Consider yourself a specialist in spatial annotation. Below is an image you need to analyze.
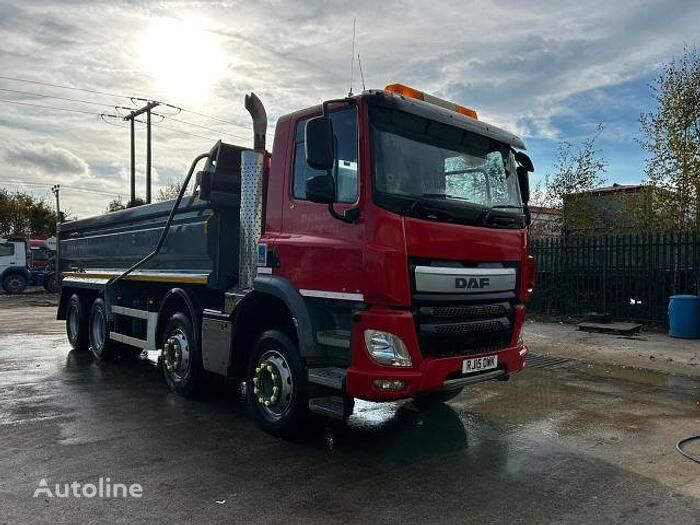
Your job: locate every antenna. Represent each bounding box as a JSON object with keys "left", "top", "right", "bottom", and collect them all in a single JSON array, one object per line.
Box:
[
  {"left": 358, "top": 53, "right": 367, "bottom": 91},
  {"left": 348, "top": 18, "right": 356, "bottom": 97}
]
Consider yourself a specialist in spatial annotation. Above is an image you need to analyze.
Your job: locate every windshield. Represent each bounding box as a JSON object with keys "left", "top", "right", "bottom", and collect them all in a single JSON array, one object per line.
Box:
[{"left": 370, "top": 105, "right": 524, "bottom": 228}]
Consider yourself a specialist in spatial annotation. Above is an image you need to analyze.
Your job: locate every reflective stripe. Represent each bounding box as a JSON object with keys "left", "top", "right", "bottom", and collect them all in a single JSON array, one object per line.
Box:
[
  {"left": 299, "top": 289, "right": 364, "bottom": 301},
  {"left": 61, "top": 270, "right": 208, "bottom": 285}
]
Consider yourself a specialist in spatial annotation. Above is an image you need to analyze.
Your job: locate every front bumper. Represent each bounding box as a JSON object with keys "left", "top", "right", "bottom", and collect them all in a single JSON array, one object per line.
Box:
[{"left": 345, "top": 306, "right": 528, "bottom": 401}]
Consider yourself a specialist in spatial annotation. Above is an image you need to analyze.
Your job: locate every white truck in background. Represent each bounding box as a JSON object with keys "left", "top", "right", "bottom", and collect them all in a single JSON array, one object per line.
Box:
[{"left": 0, "top": 239, "right": 30, "bottom": 294}]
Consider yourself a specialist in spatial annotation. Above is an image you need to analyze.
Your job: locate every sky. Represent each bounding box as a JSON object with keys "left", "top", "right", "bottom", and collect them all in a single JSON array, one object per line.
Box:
[{"left": 0, "top": 0, "right": 698, "bottom": 218}]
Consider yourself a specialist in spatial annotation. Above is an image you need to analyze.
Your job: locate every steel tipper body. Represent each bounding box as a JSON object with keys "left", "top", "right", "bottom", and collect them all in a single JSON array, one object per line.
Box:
[{"left": 57, "top": 86, "right": 536, "bottom": 436}]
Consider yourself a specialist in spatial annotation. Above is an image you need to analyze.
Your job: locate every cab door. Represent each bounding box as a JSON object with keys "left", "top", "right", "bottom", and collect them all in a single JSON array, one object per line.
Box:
[{"left": 276, "top": 106, "right": 365, "bottom": 302}]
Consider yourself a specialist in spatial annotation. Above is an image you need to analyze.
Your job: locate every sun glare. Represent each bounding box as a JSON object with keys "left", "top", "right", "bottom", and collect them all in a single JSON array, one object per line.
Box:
[{"left": 139, "top": 17, "right": 225, "bottom": 104}]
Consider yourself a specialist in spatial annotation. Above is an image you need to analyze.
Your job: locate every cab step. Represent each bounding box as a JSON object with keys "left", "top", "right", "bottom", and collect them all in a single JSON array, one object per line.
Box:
[
  {"left": 307, "top": 367, "right": 346, "bottom": 390},
  {"left": 308, "top": 396, "right": 353, "bottom": 420}
]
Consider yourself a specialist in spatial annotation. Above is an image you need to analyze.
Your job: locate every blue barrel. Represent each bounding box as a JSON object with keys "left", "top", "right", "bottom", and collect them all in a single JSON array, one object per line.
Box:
[{"left": 668, "top": 295, "right": 700, "bottom": 338}]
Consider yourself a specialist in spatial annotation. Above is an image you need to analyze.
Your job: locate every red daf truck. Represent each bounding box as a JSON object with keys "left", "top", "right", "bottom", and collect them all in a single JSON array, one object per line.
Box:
[{"left": 57, "top": 84, "right": 535, "bottom": 436}]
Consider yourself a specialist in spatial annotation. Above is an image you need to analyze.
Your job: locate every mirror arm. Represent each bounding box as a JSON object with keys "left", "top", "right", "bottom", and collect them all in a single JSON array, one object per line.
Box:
[{"left": 328, "top": 204, "right": 360, "bottom": 223}]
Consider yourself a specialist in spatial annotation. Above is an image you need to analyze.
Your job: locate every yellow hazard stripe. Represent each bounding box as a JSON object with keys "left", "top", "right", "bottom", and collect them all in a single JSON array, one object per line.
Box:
[{"left": 62, "top": 271, "right": 208, "bottom": 285}]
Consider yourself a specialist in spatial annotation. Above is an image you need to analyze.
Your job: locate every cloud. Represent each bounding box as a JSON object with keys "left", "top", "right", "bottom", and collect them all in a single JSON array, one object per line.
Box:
[
  {"left": 4, "top": 143, "right": 89, "bottom": 176},
  {"left": 0, "top": 0, "right": 699, "bottom": 215}
]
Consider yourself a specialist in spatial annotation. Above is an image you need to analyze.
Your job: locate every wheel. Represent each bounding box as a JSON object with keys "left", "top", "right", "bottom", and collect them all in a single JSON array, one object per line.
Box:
[
  {"left": 43, "top": 272, "right": 59, "bottom": 293},
  {"left": 413, "top": 387, "right": 464, "bottom": 409},
  {"left": 2, "top": 273, "right": 27, "bottom": 294},
  {"left": 247, "top": 330, "right": 308, "bottom": 437},
  {"left": 66, "top": 293, "right": 89, "bottom": 351},
  {"left": 161, "top": 312, "right": 202, "bottom": 396},
  {"left": 89, "top": 297, "right": 114, "bottom": 361}
]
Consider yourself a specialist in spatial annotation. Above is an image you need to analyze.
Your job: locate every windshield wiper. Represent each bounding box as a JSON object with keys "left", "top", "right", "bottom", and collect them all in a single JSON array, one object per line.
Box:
[
  {"left": 481, "top": 204, "right": 523, "bottom": 226},
  {"left": 403, "top": 199, "right": 456, "bottom": 221},
  {"left": 419, "top": 193, "right": 470, "bottom": 201}
]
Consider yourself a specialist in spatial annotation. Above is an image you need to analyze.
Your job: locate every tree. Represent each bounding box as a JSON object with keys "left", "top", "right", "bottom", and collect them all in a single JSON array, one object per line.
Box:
[
  {"left": 537, "top": 124, "right": 608, "bottom": 233},
  {"left": 103, "top": 197, "right": 146, "bottom": 213},
  {"left": 157, "top": 180, "right": 183, "bottom": 202},
  {"left": 639, "top": 46, "right": 700, "bottom": 232},
  {"left": 0, "top": 188, "right": 57, "bottom": 237}
]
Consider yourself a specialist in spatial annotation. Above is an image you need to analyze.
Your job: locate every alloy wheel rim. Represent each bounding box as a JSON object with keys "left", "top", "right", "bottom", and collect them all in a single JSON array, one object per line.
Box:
[
  {"left": 252, "top": 349, "right": 293, "bottom": 421},
  {"left": 163, "top": 329, "right": 191, "bottom": 382}
]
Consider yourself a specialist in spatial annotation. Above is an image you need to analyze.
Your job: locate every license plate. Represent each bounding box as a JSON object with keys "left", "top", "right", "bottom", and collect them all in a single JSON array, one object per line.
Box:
[{"left": 462, "top": 355, "right": 498, "bottom": 374}]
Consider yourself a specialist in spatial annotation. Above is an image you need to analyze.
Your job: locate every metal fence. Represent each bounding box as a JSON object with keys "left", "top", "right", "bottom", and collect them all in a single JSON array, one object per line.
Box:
[{"left": 529, "top": 232, "right": 700, "bottom": 324}]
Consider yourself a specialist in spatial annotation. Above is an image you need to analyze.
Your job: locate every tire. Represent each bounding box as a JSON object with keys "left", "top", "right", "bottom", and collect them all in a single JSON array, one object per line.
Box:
[
  {"left": 413, "top": 387, "right": 464, "bottom": 409},
  {"left": 161, "top": 311, "right": 202, "bottom": 396},
  {"left": 2, "top": 273, "right": 27, "bottom": 294},
  {"left": 66, "top": 293, "right": 89, "bottom": 351},
  {"left": 247, "top": 330, "right": 308, "bottom": 437},
  {"left": 89, "top": 298, "right": 114, "bottom": 361},
  {"left": 43, "top": 272, "right": 59, "bottom": 294}
]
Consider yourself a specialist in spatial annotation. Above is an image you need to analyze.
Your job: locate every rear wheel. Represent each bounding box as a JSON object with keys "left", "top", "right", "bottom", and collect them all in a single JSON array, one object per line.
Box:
[
  {"left": 89, "top": 298, "right": 114, "bottom": 361},
  {"left": 66, "top": 293, "right": 88, "bottom": 351},
  {"left": 43, "top": 272, "right": 59, "bottom": 293},
  {"left": 413, "top": 387, "right": 464, "bottom": 409},
  {"left": 247, "top": 330, "right": 308, "bottom": 437},
  {"left": 2, "top": 273, "right": 27, "bottom": 294},
  {"left": 161, "top": 312, "right": 201, "bottom": 396}
]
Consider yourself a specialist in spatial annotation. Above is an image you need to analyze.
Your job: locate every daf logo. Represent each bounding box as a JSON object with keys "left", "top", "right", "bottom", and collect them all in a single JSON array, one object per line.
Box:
[{"left": 455, "top": 277, "right": 490, "bottom": 289}]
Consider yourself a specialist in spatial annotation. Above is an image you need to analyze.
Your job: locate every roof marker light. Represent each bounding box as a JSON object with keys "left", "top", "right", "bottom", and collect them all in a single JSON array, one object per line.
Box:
[{"left": 384, "top": 83, "right": 478, "bottom": 120}]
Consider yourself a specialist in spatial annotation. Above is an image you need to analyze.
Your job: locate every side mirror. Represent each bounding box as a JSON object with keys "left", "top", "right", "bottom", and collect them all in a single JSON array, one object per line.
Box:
[
  {"left": 305, "top": 117, "right": 335, "bottom": 171},
  {"left": 305, "top": 175, "right": 336, "bottom": 204},
  {"left": 514, "top": 151, "right": 534, "bottom": 172},
  {"left": 517, "top": 166, "right": 530, "bottom": 205}
]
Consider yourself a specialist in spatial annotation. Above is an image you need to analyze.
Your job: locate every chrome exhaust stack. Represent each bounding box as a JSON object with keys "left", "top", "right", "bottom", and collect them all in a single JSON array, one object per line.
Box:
[
  {"left": 238, "top": 92, "right": 266, "bottom": 291},
  {"left": 245, "top": 92, "right": 267, "bottom": 153}
]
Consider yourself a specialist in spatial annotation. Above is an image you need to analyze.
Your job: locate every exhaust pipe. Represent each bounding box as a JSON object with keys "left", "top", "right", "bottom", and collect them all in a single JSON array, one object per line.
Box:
[
  {"left": 238, "top": 93, "right": 266, "bottom": 291},
  {"left": 245, "top": 92, "right": 267, "bottom": 153}
]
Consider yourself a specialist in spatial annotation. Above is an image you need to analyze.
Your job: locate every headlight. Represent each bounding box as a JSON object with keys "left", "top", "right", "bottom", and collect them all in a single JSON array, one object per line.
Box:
[{"left": 363, "top": 330, "right": 412, "bottom": 367}]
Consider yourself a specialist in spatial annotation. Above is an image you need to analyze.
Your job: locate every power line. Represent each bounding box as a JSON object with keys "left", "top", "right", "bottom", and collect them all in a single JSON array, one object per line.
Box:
[
  {"left": 0, "top": 98, "right": 98, "bottom": 115},
  {"left": 0, "top": 75, "right": 263, "bottom": 139},
  {"left": 154, "top": 113, "right": 250, "bottom": 141},
  {"left": 138, "top": 119, "right": 218, "bottom": 142},
  {"left": 0, "top": 75, "right": 130, "bottom": 100},
  {"left": 0, "top": 87, "right": 117, "bottom": 108},
  {"left": 0, "top": 179, "right": 123, "bottom": 197}
]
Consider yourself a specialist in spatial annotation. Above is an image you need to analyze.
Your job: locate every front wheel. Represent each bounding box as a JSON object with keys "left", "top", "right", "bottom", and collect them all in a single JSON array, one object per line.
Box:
[
  {"left": 413, "top": 387, "right": 464, "bottom": 409},
  {"left": 247, "top": 330, "right": 308, "bottom": 437},
  {"left": 161, "top": 312, "right": 202, "bottom": 396},
  {"left": 2, "top": 273, "right": 27, "bottom": 294}
]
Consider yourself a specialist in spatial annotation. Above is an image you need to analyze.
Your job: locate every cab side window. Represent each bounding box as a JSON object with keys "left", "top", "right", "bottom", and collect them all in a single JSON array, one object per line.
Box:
[
  {"left": 293, "top": 108, "right": 358, "bottom": 203},
  {"left": 0, "top": 243, "right": 15, "bottom": 257}
]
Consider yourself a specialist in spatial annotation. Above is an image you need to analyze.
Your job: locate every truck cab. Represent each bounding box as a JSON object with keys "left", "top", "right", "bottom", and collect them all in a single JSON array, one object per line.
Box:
[
  {"left": 263, "top": 85, "right": 534, "bottom": 403},
  {"left": 0, "top": 239, "right": 30, "bottom": 294}
]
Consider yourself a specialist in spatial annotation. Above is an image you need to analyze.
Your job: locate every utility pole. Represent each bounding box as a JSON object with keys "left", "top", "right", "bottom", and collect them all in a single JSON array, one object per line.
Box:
[
  {"left": 51, "top": 184, "right": 61, "bottom": 222},
  {"left": 146, "top": 107, "right": 152, "bottom": 204},
  {"left": 51, "top": 184, "right": 61, "bottom": 281},
  {"left": 122, "top": 101, "right": 159, "bottom": 204},
  {"left": 130, "top": 117, "right": 135, "bottom": 203}
]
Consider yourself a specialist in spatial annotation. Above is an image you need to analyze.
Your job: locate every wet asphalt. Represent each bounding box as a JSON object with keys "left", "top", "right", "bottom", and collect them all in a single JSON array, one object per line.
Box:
[{"left": 1, "top": 295, "right": 700, "bottom": 524}]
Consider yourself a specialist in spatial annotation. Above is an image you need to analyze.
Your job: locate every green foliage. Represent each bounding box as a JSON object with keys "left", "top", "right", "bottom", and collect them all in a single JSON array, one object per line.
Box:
[
  {"left": 157, "top": 180, "right": 183, "bottom": 202},
  {"left": 0, "top": 188, "right": 57, "bottom": 237},
  {"left": 536, "top": 124, "right": 608, "bottom": 233},
  {"left": 104, "top": 196, "right": 146, "bottom": 213},
  {"left": 639, "top": 46, "right": 700, "bottom": 232}
]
